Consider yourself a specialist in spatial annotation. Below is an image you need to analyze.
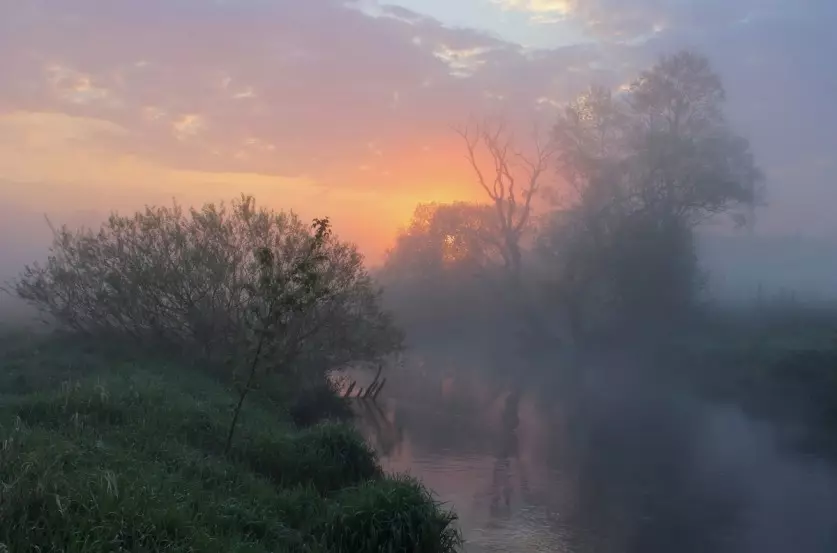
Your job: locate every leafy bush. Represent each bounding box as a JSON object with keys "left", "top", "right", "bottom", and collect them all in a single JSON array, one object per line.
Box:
[
  {"left": 287, "top": 378, "right": 354, "bottom": 427},
  {"left": 10, "top": 195, "right": 404, "bottom": 450},
  {"left": 11, "top": 195, "right": 402, "bottom": 381}
]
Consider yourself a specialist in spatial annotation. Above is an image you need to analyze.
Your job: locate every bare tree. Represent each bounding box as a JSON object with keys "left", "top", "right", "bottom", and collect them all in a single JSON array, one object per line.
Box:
[{"left": 454, "top": 119, "right": 554, "bottom": 283}]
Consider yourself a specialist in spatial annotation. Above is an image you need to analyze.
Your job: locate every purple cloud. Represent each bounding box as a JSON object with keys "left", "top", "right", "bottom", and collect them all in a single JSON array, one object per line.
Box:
[{"left": 0, "top": 0, "right": 835, "bottom": 238}]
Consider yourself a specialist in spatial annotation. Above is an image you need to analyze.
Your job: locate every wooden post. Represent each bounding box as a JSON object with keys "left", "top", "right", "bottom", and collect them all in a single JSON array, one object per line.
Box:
[
  {"left": 363, "top": 364, "right": 384, "bottom": 399},
  {"left": 372, "top": 377, "right": 387, "bottom": 401}
]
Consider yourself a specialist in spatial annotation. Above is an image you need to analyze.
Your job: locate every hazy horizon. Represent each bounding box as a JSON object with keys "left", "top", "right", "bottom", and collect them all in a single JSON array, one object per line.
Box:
[{"left": 2, "top": 0, "right": 836, "bottom": 268}]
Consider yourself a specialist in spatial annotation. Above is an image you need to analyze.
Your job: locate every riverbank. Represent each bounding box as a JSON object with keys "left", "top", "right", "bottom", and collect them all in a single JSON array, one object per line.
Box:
[{"left": 0, "top": 331, "right": 462, "bottom": 553}]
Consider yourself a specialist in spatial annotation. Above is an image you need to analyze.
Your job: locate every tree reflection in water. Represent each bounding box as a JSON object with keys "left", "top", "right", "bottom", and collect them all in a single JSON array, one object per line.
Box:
[{"left": 353, "top": 356, "right": 837, "bottom": 553}]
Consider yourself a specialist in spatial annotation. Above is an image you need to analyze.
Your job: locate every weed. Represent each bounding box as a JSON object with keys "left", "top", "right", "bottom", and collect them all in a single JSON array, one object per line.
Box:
[{"left": 322, "top": 475, "right": 463, "bottom": 553}]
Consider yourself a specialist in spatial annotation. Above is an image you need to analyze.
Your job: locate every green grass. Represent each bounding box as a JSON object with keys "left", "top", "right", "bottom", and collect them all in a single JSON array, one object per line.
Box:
[{"left": 0, "top": 334, "right": 462, "bottom": 553}]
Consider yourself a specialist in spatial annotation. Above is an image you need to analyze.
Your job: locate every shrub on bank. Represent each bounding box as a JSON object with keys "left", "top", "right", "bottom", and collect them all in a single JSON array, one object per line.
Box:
[
  {"left": 322, "top": 476, "right": 463, "bottom": 553},
  {"left": 234, "top": 422, "right": 381, "bottom": 494},
  {"left": 8, "top": 194, "right": 404, "bottom": 455},
  {"left": 287, "top": 379, "right": 355, "bottom": 427},
  {"left": 292, "top": 422, "right": 382, "bottom": 493},
  {"left": 9, "top": 195, "right": 403, "bottom": 392}
]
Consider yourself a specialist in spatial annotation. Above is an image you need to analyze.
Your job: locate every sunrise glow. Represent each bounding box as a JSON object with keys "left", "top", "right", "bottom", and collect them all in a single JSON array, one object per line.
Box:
[{"left": 1, "top": 0, "right": 834, "bottom": 266}]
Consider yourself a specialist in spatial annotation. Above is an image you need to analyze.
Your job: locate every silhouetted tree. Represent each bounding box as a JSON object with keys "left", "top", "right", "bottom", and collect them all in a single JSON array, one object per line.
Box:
[
  {"left": 379, "top": 202, "right": 515, "bottom": 344},
  {"left": 225, "top": 217, "right": 333, "bottom": 452},
  {"left": 13, "top": 195, "right": 403, "bottom": 384},
  {"left": 542, "top": 50, "right": 764, "bottom": 342},
  {"left": 455, "top": 120, "right": 554, "bottom": 283},
  {"left": 381, "top": 202, "right": 504, "bottom": 280}
]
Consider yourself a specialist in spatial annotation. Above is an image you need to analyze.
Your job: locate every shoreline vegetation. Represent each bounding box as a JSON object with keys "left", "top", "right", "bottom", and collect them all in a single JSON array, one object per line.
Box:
[
  {"left": 0, "top": 195, "right": 463, "bottom": 552},
  {"left": 0, "top": 331, "right": 463, "bottom": 553}
]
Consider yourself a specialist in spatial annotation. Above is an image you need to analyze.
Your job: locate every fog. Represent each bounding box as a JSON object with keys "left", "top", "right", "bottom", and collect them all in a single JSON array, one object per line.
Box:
[
  {"left": 699, "top": 233, "right": 837, "bottom": 302},
  {"left": 2, "top": 1, "right": 837, "bottom": 552}
]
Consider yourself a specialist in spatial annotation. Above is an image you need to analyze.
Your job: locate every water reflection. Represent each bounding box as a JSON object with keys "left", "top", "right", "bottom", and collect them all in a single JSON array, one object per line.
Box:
[
  {"left": 352, "top": 355, "right": 837, "bottom": 553},
  {"left": 489, "top": 389, "right": 519, "bottom": 521},
  {"left": 353, "top": 364, "right": 574, "bottom": 552}
]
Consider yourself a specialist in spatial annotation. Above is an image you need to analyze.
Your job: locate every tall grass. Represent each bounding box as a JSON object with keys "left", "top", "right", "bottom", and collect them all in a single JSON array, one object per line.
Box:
[
  {"left": 323, "top": 476, "right": 462, "bottom": 553},
  {"left": 0, "top": 335, "right": 462, "bottom": 553}
]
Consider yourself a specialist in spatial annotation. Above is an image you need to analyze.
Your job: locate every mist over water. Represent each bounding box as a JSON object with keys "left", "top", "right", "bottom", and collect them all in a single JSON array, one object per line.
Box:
[{"left": 355, "top": 349, "right": 837, "bottom": 553}]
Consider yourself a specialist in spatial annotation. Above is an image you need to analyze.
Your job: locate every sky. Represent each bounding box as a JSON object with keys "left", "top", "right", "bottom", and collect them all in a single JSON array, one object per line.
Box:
[{"left": 1, "top": 0, "right": 836, "bottom": 265}]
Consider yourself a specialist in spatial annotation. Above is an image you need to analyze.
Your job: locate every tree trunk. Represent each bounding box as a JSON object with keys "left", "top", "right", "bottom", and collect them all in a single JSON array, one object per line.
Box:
[{"left": 224, "top": 333, "right": 264, "bottom": 455}]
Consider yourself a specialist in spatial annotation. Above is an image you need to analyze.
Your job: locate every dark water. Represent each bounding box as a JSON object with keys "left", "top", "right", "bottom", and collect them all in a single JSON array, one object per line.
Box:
[{"left": 353, "top": 353, "right": 837, "bottom": 553}]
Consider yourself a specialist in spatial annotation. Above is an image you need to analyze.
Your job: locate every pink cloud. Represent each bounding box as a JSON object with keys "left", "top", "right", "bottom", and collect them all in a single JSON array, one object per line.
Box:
[
  {"left": 0, "top": 0, "right": 617, "bottom": 191},
  {"left": 0, "top": 0, "right": 835, "bottom": 243}
]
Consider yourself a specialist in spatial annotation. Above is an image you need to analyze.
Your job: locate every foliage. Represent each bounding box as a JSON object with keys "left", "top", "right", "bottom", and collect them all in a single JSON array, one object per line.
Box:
[
  {"left": 322, "top": 475, "right": 463, "bottom": 553},
  {"left": 383, "top": 202, "right": 503, "bottom": 279},
  {"left": 240, "top": 421, "right": 382, "bottom": 494},
  {"left": 552, "top": 52, "right": 762, "bottom": 223},
  {"left": 0, "top": 339, "right": 460, "bottom": 553},
  {"left": 538, "top": 209, "right": 704, "bottom": 341},
  {"left": 11, "top": 195, "right": 403, "bottom": 381},
  {"left": 286, "top": 378, "right": 354, "bottom": 428},
  {"left": 540, "top": 50, "right": 763, "bottom": 341},
  {"left": 224, "top": 217, "right": 335, "bottom": 452},
  {"left": 379, "top": 202, "right": 512, "bottom": 341}
]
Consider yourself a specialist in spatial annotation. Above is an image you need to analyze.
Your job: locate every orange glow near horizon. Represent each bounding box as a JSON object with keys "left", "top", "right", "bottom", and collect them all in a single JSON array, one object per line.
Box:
[{"left": 0, "top": 111, "right": 487, "bottom": 266}]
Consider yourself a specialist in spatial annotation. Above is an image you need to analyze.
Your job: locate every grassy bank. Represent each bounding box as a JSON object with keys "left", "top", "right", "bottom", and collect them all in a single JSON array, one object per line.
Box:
[{"left": 0, "top": 332, "right": 462, "bottom": 553}]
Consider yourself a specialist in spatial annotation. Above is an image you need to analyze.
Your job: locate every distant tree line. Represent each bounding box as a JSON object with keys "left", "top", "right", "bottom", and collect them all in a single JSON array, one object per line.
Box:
[{"left": 380, "top": 50, "right": 764, "bottom": 349}]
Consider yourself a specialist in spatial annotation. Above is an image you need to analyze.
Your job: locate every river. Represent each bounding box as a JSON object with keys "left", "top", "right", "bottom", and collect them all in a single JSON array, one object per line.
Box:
[{"left": 352, "top": 351, "right": 837, "bottom": 553}]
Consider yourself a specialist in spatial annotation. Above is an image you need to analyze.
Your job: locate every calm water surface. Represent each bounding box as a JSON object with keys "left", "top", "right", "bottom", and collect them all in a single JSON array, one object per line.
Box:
[{"left": 353, "top": 354, "right": 837, "bottom": 553}]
